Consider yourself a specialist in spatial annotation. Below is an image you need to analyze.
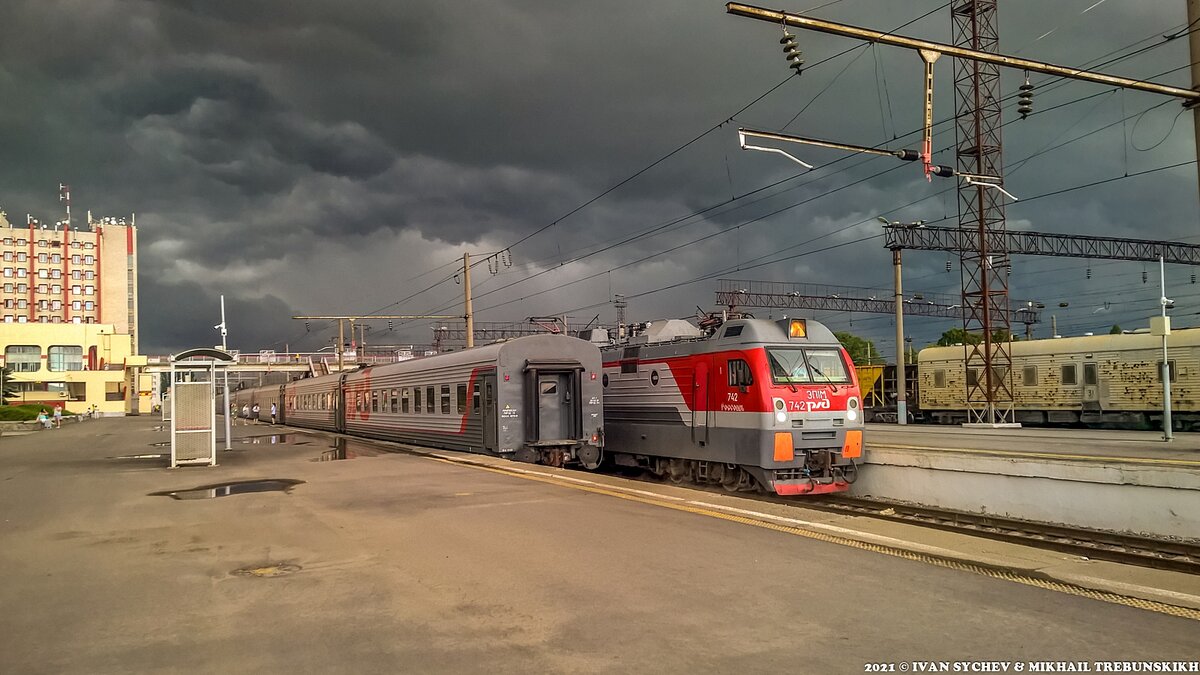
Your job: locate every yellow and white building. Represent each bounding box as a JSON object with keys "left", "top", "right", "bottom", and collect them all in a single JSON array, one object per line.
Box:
[{"left": 0, "top": 208, "right": 149, "bottom": 414}]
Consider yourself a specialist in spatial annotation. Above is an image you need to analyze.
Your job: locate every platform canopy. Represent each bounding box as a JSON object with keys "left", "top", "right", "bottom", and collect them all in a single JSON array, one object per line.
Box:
[{"left": 170, "top": 347, "right": 236, "bottom": 363}]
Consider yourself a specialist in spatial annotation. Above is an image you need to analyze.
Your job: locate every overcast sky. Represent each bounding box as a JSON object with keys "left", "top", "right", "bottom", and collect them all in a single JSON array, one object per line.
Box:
[{"left": 3, "top": 0, "right": 1198, "bottom": 356}]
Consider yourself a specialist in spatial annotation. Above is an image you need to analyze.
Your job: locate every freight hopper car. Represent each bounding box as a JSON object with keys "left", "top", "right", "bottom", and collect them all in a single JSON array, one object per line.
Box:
[
  {"left": 600, "top": 317, "right": 864, "bottom": 495},
  {"left": 918, "top": 329, "right": 1200, "bottom": 428},
  {"left": 237, "top": 334, "right": 606, "bottom": 467}
]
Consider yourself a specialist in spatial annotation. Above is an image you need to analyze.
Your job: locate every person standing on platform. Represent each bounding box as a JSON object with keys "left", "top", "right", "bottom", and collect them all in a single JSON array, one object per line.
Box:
[
  {"left": 270, "top": 402, "right": 277, "bottom": 425},
  {"left": 241, "top": 404, "right": 249, "bottom": 424},
  {"left": 53, "top": 404, "right": 63, "bottom": 428},
  {"left": 251, "top": 403, "right": 260, "bottom": 424}
]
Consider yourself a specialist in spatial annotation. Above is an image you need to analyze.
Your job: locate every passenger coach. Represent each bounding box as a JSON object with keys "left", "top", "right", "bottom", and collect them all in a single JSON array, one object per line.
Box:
[{"left": 238, "top": 334, "right": 605, "bottom": 467}]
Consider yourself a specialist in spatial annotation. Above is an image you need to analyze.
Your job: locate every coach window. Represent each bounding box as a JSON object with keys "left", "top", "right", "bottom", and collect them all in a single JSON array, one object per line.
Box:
[
  {"left": 933, "top": 369, "right": 946, "bottom": 388},
  {"left": 457, "top": 384, "right": 467, "bottom": 414},
  {"left": 390, "top": 389, "right": 398, "bottom": 413},
  {"left": 402, "top": 387, "right": 411, "bottom": 413},
  {"left": 966, "top": 369, "right": 980, "bottom": 387},
  {"left": 1022, "top": 365, "right": 1037, "bottom": 387},
  {"left": 355, "top": 393, "right": 363, "bottom": 413},
  {"left": 413, "top": 387, "right": 422, "bottom": 413},
  {"left": 727, "top": 358, "right": 753, "bottom": 387},
  {"left": 426, "top": 386, "right": 436, "bottom": 414},
  {"left": 440, "top": 385, "right": 450, "bottom": 414},
  {"left": 1156, "top": 360, "right": 1177, "bottom": 383},
  {"left": 472, "top": 383, "right": 480, "bottom": 414},
  {"left": 371, "top": 391, "right": 379, "bottom": 413},
  {"left": 1061, "top": 364, "right": 1077, "bottom": 386}
]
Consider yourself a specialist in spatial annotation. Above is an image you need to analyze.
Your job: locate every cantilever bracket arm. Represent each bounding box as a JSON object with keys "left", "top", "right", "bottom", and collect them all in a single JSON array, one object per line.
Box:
[
  {"left": 738, "top": 128, "right": 921, "bottom": 168},
  {"left": 738, "top": 130, "right": 814, "bottom": 168},
  {"left": 960, "top": 173, "right": 1019, "bottom": 201}
]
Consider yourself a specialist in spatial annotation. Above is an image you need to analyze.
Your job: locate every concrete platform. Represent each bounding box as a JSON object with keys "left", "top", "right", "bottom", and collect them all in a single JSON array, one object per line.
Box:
[
  {"left": 1, "top": 417, "right": 1198, "bottom": 674},
  {"left": 854, "top": 424, "right": 1200, "bottom": 539}
]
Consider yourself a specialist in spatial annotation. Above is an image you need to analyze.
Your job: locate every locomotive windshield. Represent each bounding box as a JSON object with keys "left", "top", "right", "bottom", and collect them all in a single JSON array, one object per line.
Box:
[{"left": 766, "top": 348, "right": 851, "bottom": 385}]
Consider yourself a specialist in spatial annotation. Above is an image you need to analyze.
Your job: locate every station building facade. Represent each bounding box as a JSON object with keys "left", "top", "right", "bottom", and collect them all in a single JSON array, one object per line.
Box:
[{"left": 0, "top": 209, "right": 149, "bottom": 414}]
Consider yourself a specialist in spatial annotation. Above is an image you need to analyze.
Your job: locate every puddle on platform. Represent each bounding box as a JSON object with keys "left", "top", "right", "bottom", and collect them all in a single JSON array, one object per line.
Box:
[
  {"left": 239, "top": 434, "right": 311, "bottom": 445},
  {"left": 110, "top": 453, "right": 167, "bottom": 460},
  {"left": 312, "top": 437, "right": 394, "bottom": 462},
  {"left": 232, "top": 562, "right": 301, "bottom": 578},
  {"left": 149, "top": 479, "right": 305, "bottom": 500},
  {"left": 150, "top": 434, "right": 312, "bottom": 449}
]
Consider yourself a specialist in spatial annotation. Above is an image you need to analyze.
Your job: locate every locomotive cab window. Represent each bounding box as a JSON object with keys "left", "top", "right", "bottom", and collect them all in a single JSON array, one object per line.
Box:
[
  {"left": 727, "top": 358, "right": 753, "bottom": 388},
  {"left": 1061, "top": 364, "right": 1077, "bottom": 386},
  {"left": 802, "top": 349, "right": 851, "bottom": 384}
]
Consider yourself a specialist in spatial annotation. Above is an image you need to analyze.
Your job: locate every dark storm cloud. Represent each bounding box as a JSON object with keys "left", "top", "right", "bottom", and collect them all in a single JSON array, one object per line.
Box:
[{"left": 1, "top": 0, "right": 1196, "bottom": 353}]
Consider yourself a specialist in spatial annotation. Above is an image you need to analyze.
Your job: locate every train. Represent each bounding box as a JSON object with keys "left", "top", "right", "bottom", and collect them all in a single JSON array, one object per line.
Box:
[
  {"left": 858, "top": 328, "right": 1200, "bottom": 429},
  {"left": 232, "top": 333, "right": 606, "bottom": 467},
  {"left": 597, "top": 315, "right": 864, "bottom": 495}
]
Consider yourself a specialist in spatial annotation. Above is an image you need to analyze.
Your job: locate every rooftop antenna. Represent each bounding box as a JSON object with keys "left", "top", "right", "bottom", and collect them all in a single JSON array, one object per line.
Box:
[{"left": 58, "top": 183, "right": 70, "bottom": 230}]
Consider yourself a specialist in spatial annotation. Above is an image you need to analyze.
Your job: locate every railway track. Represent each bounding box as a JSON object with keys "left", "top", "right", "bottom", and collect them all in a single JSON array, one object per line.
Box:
[{"left": 796, "top": 495, "right": 1200, "bottom": 575}]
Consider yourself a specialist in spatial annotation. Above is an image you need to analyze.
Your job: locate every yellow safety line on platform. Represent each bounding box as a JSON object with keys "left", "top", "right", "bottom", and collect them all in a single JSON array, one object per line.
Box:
[
  {"left": 870, "top": 443, "right": 1200, "bottom": 468},
  {"left": 423, "top": 454, "right": 1200, "bottom": 622}
]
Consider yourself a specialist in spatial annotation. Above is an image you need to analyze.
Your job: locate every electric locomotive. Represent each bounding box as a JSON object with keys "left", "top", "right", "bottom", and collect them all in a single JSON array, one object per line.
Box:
[{"left": 599, "top": 315, "right": 863, "bottom": 495}]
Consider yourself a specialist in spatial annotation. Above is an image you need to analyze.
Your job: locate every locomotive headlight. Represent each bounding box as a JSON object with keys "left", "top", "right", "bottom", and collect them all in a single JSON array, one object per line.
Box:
[
  {"left": 846, "top": 397, "right": 860, "bottom": 422},
  {"left": 773, "top": 397, "right": 787, "bottom": 424}
]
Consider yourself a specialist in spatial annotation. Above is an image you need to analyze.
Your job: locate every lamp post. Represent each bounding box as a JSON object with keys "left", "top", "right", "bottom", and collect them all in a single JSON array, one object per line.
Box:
[
  {"left": 880, "top": 217, "right": 925, "bottom": 425},
  {"left": 1155, "top": 256, "right": 1173, "bottom": 442}
]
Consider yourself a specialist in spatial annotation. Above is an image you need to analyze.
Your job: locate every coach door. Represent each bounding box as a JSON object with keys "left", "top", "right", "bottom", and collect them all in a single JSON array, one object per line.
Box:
[
  {"left": 335, "top": 374, "right": 349, "bottom": 432},
  {"left": 537, "top": 373, "right": 573, "bottom": 441},
  {"left": 692, "top": 360, "right": 709, "bottom": 444},
  {"left": 481, "top": 374, "right": 498, "bottom": 451},
  {"left": 1082, "top": 362, "right": 1100, "bottom": 410}
]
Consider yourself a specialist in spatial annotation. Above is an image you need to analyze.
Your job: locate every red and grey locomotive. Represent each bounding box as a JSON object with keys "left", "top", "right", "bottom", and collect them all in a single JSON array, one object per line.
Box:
[{"left": 600, "top": 316, "right": 863, "bottom": 495}]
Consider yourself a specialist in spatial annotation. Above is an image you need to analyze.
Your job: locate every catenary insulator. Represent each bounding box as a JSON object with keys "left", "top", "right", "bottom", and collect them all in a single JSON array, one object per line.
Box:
[
  {"left": 945, "top": 260, "right": 952, "bottom": 272},
  {"left": 1143, "top": 270, "right": 1148, "bottom": 283},
  {"left": 1017, "top": 80, "right": 1034, "bottom": 120},
  {"left": 1086, "top": 267, "right": 1092, "bottom": 279}
]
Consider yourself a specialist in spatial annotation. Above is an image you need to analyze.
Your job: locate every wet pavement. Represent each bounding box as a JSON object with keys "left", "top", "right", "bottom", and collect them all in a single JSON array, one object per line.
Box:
[{"left": 0, "top": 415, "right": 1197, "bottom": 674}]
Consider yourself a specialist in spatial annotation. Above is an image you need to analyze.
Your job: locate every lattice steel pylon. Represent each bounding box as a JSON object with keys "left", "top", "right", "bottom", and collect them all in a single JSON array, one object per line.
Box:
[{"left": 953, "top": 0, "right": 1014, "bottom": 425}]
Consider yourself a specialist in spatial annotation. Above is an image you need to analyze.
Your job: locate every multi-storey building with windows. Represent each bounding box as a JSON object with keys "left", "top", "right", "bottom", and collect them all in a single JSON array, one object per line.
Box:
[
  {"left": 0, "top": 210, "right": 138, "bottom": 344},
  {"left": 0, "top": 208, "right": 149, "bottom": 414}
]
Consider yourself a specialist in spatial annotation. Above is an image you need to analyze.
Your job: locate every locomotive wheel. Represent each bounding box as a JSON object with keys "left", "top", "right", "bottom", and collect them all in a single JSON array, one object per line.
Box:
[
  {"left": 719, "top": 466, "right": 742, "bottom": 492},
  {"left": 667, "top": 459, "right": 689, "bottom": 484}
]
